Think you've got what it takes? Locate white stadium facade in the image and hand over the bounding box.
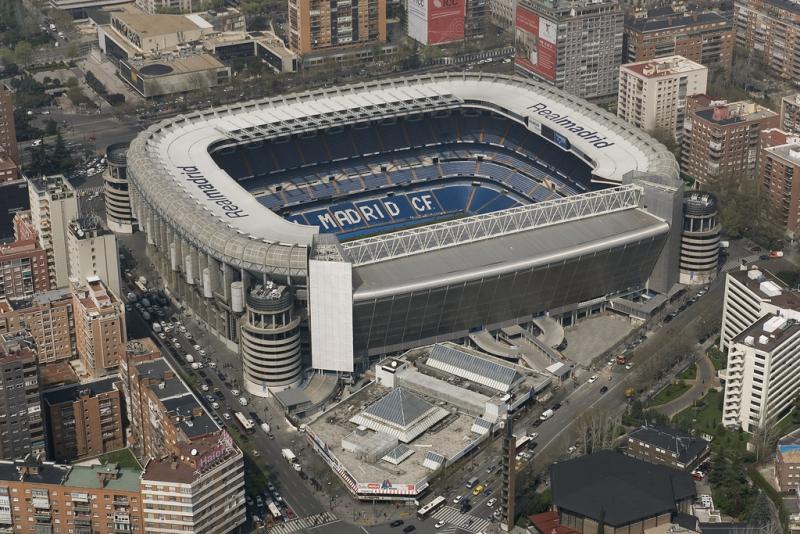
[127,73,682,397]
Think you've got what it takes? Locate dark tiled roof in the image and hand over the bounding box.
[550,451,696,526]
[628,425,709,464]
[627,11,729,33]
[160,394,219,438]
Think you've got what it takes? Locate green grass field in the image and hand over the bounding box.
[98,448,142,470]
[672,389,723,434]
[649,381,691,407]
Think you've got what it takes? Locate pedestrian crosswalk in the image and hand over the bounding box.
[432,506,491,533]
[268,511,338,533]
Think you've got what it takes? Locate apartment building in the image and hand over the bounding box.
[777,429,800,492]
[135,0,193,13]
[288,0,386,55]
[515,0,623,100]
[73,278,126,379]
[0,88,18,165]
[624,8,733,69]
[42,377,125,463]
[27,175,79,290]
[625,425,709,470]
[67,218,121,298]
[0,289,75,364]
[759,129,800,238]
[781,94,800,135]
[734,0,800,83]
[141,432,246,534]
[0,232,49,301]
[0,155,17,184]
[617,55,707,142]
[0,333,45,460]
[682,99,779,187]
[0,459,144,534]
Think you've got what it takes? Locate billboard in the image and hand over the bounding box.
[407,0,465,45]
[515,6,557,81]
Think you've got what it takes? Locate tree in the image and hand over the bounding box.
[28,143,49,177]
[51,131,72,173]
[13,41,33,65]
[648,127,681,161]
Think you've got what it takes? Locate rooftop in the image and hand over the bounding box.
[626,10,730,32]
[764,140,800,166]
[112,12,209,37]
[426,343,522,393]
[42,376,119,406]
[350,387,449,443]
[622,56,706,78]
[63,463,141,492]
[694,100,777,126]
[732,313,800,352]
[550,451,696,526]
[728,268,800,310]
[628,425,709,464]
[132,53,226,76]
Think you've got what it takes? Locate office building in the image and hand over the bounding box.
[759,129,800,238]
[67,217,122,297]
[515,0,623,100]
[73,277,126,379]
[734,0,800,83]
[780,94,800,135]
[0,459,144,534]
[625,425,709,470]
[679,191,720,285]
[407,0,486,45]
[42,377,125,463]
[0,88,18,165]
[288,0,386,55]
[618,55,707,142]
[681,99,779,187]
[141,431,246,534]
[723,300,800,431]
[490,0,515,29]
[0,333,45,459]
[624,8,733,69]
[0,214,50,300]
[27,175,79,289]
[0,288,76,364]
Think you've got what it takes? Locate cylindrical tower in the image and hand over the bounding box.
[240,282,302,397]
[104,143,136,233]
[680,191,720,285]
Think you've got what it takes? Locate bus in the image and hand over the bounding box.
[267,501,281,519]
[417,496,446,520]
[234,412,254,433]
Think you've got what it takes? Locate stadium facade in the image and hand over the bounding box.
[126,73,680,396]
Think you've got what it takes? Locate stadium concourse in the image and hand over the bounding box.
[126,72,682,398]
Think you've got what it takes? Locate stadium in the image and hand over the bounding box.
[127,72,682,397]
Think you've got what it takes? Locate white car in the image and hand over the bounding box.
[607,360,615,367]
[193,344,201,351]
[588,375,598,383]
[208,360,216,368]
[199,349,207,357]
[625,363,634,370]
[201,384,209,391]
[487,498,497,508]
[567,445,577,454]
[231,389,240,397]
[435,520,446,528]
[529,432,539,440]
[293,463,301,472]
[212,402,220,409]
[222,412,231,420]
[453,495,463,504]
[239,396,248,406]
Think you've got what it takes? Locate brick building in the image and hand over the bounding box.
[682,99,779,187]
[624,9,733,70]
[42,377,125,463]
[0,459,144,534]
[0,288,76,364]
[0,154,17,184]
[777,429,800,492]
[758,128,800,238]
[735,0,800,83]
[0,333,45,460]
[0,88,18,165]
[625,425,709,470]
[73,277,126,378]
[0,215,50,301]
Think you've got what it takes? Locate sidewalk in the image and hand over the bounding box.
[654,352,719,418]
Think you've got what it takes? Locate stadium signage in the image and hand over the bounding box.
[177,166,248,218]
[528,103,615,149]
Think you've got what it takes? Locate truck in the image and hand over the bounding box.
[770,250,784,258]
[260,422,271,434]
[539,409,554,421]
[281,448,297,463]
[152,322,162,333]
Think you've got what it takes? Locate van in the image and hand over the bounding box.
[466,477,479,489]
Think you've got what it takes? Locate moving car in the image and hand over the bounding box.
[390,519,404,528]
[435,520,446,528]
[588,375,598,383]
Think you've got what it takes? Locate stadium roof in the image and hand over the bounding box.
[352,206,668,300]
[427,344,521,392]
[128,73,677,276]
